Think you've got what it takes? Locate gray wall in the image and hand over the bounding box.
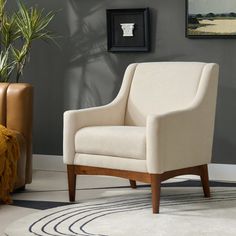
[12,0,236,164]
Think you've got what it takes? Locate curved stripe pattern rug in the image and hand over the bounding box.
[5,186,236,236]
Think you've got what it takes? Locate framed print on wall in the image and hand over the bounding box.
[186,0,236,38]
[106,8,150,52]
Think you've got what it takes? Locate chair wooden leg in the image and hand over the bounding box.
[200,164,210,198]
[67,165,76,202]
[150,174,161,214]
[129,180,137,189]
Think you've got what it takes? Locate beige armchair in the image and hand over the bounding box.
[63,62,219,213]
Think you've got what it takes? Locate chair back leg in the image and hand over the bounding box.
[129,180,137,189]
[200,164,211,198]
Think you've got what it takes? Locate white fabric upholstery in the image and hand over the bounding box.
[125,62,205,126]
[75,126,146,160]
[146,63,219,173]
[63,64,137,165]
[63,62,219,174]
[74,154,147,173]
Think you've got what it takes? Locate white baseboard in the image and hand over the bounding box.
[208,164,236,182]
[33,154,66,172]
[33,154,236,182]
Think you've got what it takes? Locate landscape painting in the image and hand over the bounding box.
[186,0,236,38]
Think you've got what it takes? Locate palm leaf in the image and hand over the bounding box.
[15,1,56,42]
[0,0,57,82]
[0,48,16,82]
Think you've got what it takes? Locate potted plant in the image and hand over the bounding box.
[0,0,56,196]
[0,0,56,82]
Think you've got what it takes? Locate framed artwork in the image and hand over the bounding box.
[186,0,236,38]
[106,8,150,52]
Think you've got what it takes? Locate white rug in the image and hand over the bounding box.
[5,187,236,236]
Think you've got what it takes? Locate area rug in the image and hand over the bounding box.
[4,187,236,236]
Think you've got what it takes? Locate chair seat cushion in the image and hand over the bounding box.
[75,126,146,160]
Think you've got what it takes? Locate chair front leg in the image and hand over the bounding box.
[67,165,76,202]
[150,174,161,214]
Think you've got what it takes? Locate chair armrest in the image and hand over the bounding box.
[146,108,211,174]
[63,64,137,164]
[14,131,27,189]
[63,103,123,164]
[6,83,33,184]
[63,63,138,164]
[146,63,219,174]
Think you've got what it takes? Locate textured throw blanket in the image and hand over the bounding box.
[0,125,20,203]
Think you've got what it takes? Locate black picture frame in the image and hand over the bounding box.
[106,8,150,52]
[186,0,236,39]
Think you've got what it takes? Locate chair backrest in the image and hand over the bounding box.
[125,62,208,126]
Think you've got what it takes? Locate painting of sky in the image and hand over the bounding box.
[189,0,236,15]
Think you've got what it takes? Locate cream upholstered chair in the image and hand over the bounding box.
[63,62,219,213]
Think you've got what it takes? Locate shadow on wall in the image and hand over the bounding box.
[19,0,70,155]
[23,0,188,155]
[63,1,165,110]
[64,0,133,110]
